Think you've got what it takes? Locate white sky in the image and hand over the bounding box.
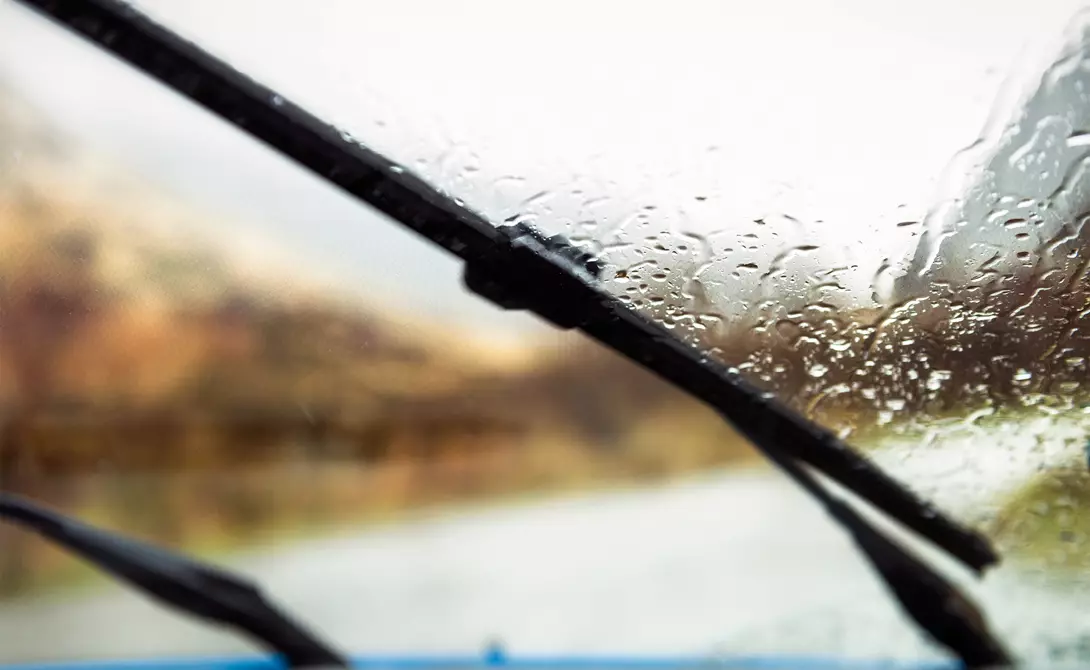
[2,0,1088,334]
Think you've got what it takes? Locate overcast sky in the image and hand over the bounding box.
[1,0,1086,338]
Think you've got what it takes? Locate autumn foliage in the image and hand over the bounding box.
[0,96,759,595]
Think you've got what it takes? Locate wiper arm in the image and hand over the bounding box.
[752,438,1012,668]
[9,0,997,575]
[0,493,348,669]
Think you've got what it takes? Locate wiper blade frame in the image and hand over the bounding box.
[0,494,348,669]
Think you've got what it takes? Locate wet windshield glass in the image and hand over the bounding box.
[5,0,1090,665]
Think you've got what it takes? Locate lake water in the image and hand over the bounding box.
[1,460,1088,667]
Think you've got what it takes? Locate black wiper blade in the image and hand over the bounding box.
[754,440,1013,669]
[9,0,998,575]
[0,493,348,669]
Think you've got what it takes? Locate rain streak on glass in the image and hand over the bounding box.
[88,0,1090,662]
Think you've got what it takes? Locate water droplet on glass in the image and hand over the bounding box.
[829,339,852,352]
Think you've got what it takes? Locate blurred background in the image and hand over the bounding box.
[4,0,1090,665]
[0,0,758,596]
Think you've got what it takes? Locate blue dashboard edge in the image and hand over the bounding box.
[0,655,959,670]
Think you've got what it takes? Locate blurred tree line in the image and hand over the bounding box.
[0,162,755,596]
[7,76,1090,595]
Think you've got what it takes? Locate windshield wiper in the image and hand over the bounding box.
[9,0,997,575]
[7,0,1008,664]
[0,493,348,669]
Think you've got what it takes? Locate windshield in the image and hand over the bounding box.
[3,0,1090,666]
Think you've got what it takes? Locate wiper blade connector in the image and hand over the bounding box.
[0,494,348,669]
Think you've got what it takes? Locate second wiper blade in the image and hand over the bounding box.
[0,494,348,669]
